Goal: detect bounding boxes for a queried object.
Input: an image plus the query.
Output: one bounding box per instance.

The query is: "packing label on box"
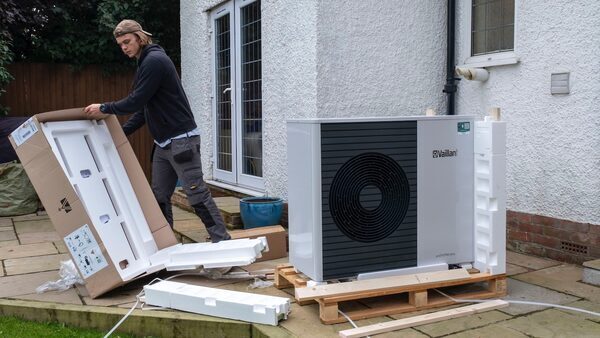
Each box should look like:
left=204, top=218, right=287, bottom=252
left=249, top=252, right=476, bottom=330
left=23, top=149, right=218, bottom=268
left=64, top=224, right=108, bottom=278
left=11, top=118, right=38, bottom=147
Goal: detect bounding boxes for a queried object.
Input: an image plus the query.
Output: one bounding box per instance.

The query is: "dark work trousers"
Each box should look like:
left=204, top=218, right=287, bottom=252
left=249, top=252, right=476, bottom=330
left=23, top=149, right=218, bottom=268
left=152, top=135, right=230, bottom=242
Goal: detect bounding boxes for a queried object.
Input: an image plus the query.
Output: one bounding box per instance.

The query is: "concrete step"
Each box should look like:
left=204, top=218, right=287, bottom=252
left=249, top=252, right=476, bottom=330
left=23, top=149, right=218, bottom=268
left=582, top=259, right=600, bottom=286
left=0, top=298, right=292, bottom=338
left=171, top=188, right=243, bottom=230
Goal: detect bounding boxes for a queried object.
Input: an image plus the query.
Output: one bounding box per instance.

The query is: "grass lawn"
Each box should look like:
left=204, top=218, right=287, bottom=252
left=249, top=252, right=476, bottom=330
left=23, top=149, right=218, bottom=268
left=0, top=315, right=140, bottom=338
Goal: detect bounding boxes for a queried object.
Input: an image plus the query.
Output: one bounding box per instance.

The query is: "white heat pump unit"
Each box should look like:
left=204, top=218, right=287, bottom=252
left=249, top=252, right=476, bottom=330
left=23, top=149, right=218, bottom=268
left=288, top=116, right=505, bottom=282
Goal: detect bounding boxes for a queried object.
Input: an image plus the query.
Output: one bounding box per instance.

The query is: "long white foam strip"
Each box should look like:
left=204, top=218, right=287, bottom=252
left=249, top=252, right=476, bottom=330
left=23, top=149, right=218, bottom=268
left=143, top=280, right=290, bottom=326
left=148, top=237, right=269, bottom=271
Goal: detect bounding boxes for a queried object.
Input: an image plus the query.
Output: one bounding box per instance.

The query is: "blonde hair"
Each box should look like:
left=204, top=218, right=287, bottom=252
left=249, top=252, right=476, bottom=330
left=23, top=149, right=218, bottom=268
left=134, top=31, right=153, bottom=46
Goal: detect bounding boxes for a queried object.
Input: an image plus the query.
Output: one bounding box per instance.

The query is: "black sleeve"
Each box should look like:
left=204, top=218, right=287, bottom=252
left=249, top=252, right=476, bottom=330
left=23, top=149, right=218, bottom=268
left=121, top=111, right=146, bottom=136
left=106, top=57, right=164, bottom=115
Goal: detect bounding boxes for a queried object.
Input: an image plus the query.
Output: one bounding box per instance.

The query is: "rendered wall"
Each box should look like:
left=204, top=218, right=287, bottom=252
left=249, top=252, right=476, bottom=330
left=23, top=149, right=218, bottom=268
left=181, top=0, right=447, bottom=199
left=316, top=1, right=447, bottom=118
left=455, top=0, right=600, bottom=224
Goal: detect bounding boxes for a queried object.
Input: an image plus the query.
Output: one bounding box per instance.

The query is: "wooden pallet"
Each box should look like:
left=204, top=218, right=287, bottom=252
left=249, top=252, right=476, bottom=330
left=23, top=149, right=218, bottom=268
left=275, top=264, right=507, bottom=324
left=275, top=264, right=309, bottom=289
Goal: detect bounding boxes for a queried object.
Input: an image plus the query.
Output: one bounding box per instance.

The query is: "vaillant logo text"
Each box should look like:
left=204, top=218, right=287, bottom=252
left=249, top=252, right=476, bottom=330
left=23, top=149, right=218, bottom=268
left=432, top=149, right=457, bottom=158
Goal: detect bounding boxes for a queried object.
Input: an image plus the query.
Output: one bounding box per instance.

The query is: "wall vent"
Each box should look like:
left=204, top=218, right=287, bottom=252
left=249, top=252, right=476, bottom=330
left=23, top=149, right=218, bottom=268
left=561, top=241, right=588, bottom=255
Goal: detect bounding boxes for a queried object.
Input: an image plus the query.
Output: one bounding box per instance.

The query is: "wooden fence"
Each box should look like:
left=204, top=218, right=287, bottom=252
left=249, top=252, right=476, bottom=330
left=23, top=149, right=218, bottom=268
left=1, top=62, right=154, bottom=179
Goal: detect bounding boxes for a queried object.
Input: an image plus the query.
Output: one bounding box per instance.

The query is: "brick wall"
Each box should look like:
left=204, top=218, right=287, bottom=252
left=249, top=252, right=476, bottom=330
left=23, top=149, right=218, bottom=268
left=507, top=210, right=599, bottom=264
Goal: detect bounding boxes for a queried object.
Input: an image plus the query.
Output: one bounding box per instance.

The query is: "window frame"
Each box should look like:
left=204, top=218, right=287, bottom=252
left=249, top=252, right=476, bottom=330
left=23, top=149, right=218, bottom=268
left=461, top=0, right=520, bottom=68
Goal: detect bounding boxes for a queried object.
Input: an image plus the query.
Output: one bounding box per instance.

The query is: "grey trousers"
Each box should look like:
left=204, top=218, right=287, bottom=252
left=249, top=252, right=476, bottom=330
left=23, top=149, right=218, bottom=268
left=152, top=136, right=230, bottom=242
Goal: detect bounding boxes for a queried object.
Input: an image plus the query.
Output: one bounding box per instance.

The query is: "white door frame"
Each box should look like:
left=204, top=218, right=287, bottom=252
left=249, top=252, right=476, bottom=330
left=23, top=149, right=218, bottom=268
left=211, top=0, right=264, bottom=191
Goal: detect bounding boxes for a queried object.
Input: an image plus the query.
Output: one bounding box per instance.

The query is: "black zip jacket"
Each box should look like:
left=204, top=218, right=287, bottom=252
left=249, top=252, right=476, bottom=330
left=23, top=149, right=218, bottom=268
left=104, top=44, right=197, bottom=143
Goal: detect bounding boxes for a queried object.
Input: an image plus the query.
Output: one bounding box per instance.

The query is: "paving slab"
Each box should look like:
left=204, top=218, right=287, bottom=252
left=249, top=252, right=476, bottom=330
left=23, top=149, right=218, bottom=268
left=83, top=288, right=140, bottom=307
left=0, top=226, right=13, bottom=232
left=11, top=213, right=49, bottom=222
left=173, top=208, right=198, bottom=221
left=0, top=270, right=60, bottom=297
left=174, top=219, right=204, bottom=232
left=0, top=230, right=17, bottom=242
left=412, top=309, right=512, bottom=337
left=15, top=288, right=83, bottom=305
left=18, top=231, right=61, bottom=244
left=500, top=278, right=580, bottom=315
left=214, top=196, right=241, bottom=207
left=241, top=257, right=290, bottom=274
left=219, top=204, right=240, bottom=214
left=0, top=240, right=19, bottom=248
left=498, top=308, right=600, bottom=337
left=583, top=259, right=600, bottom=270
left=513, top=264, right=600, bottom=303
left=0, top=242, right=58, bottom=259
left=506, top=263, right=529, bottom=276
left=0, top=263, right=4, bottom=277
left=443, top=324, right=528, bottom=337
left=561, top=300, right=600, bottom=323
left=0, top=218, right=13, bottom=227
left=4, top=253, right=69, bottom=275
left=218, top=279, right=295, bottom=299
left=506, top=250, right=561, bottom=270
left=53, top=240, right=68, bottom=253
left=14, top=219, right=55, bottom=234
left=280, top=300, right=425, bottom=338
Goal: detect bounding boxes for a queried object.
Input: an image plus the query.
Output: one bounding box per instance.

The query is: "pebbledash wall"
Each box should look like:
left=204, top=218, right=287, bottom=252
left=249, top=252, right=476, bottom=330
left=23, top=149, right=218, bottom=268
left=181, top=1, right=599, bottom=264
left=455, top=0, right=600, bottom=264
left=180, top=0, right=447, bottom=196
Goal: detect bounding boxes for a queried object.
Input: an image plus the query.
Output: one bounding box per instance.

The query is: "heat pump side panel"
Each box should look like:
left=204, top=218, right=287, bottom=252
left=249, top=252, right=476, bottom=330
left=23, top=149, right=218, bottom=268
left=417, top=118, right=474, bottom=266
left=287, top=122, right=323, bottom=281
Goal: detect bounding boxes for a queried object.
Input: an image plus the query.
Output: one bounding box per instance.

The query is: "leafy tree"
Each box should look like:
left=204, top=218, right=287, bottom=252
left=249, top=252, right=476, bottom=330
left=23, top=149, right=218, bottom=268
left=0, top=0, right=180, bottom=112
left=0, top=0, right=45, bottom=115
left=0, top=38, right=14, bottom=115
left=5, top=0, right=180, bottom=69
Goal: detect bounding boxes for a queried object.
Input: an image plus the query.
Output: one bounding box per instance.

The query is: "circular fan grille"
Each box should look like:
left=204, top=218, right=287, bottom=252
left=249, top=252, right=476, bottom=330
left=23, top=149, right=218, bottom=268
left=328, top=152, right=411, bottom=243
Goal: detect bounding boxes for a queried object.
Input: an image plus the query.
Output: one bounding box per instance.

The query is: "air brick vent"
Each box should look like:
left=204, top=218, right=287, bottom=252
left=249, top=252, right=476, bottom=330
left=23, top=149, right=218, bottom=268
left=561, top=241, right=588, bottom=255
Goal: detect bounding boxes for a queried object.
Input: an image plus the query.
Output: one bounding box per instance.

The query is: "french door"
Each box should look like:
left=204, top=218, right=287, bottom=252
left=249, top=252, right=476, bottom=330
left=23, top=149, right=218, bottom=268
left=211, top=0, right=263, bottom=190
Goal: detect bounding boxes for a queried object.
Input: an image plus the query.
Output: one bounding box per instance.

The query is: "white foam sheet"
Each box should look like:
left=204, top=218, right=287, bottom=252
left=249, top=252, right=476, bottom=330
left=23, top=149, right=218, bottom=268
left=42, top=120, right=157, bottom=280
left=149, top=237, right=269, bottom=271
left=40, top=119, right=270, bottom=281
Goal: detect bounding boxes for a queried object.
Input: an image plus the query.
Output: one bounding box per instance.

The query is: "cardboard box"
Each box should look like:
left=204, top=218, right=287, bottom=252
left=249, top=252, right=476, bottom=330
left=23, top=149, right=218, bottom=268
left=9, top=108, right=178, bottom=298
left=229, top=225, right=287, bottom=262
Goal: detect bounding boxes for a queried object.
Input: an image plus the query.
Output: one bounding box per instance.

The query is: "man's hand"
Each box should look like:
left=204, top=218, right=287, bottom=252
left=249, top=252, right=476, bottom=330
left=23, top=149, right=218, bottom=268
left=84, top=104, right=109, bottom=120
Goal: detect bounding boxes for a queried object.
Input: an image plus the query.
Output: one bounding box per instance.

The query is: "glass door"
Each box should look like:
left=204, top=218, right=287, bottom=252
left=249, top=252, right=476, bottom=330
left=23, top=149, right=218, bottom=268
left=211, top=0, right=263, bottom=190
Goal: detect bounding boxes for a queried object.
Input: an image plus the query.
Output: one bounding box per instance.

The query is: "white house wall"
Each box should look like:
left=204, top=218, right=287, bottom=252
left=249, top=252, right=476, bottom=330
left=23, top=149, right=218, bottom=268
left=455, top=1, right=600, bottom=224
left=316, top=1, right=447, bottom=118
left=181, top=0, right=447, bottom=199
left=180, top=0, right=221, bottom=184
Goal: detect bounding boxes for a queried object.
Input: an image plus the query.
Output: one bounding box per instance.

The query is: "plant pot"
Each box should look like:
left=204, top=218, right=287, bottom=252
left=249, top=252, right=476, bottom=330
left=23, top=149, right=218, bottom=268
left=239, top=197, right=283, bottom=229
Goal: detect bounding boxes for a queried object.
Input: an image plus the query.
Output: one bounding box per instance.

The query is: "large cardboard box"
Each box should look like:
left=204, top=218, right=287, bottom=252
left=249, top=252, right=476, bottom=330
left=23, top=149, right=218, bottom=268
left=9, top=108, right=178, bottom=298
left=229, top=225, right=287, bottom=262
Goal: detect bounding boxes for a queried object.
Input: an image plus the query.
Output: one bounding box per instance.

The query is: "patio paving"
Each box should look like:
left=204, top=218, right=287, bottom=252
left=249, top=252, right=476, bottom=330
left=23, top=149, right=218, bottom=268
left=0, top=207, right=598, bottom=337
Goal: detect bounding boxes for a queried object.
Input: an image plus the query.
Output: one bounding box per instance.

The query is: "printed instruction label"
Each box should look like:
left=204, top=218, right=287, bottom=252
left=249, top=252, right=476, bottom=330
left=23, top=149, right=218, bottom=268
left=10, top=117, right=38, bottom=147
left=64, top=224, right=108, bottom=278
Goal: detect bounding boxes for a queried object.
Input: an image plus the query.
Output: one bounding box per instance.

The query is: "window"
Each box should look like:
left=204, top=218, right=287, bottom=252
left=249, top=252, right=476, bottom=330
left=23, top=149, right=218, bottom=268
left=211, top=0, right=263, bottom=191
left=463, top=0, right=518, bottom=67
left=472, top=0, right=514, bottom=56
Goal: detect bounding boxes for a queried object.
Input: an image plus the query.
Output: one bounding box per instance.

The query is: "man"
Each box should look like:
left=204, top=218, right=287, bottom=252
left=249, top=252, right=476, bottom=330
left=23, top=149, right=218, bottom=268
left=85, top=19, right=230, bottom=243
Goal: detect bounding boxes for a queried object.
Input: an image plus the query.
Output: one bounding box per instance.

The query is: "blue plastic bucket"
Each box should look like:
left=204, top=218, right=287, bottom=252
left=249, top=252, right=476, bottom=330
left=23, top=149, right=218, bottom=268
left=239, top=197, right=283, bottom=229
